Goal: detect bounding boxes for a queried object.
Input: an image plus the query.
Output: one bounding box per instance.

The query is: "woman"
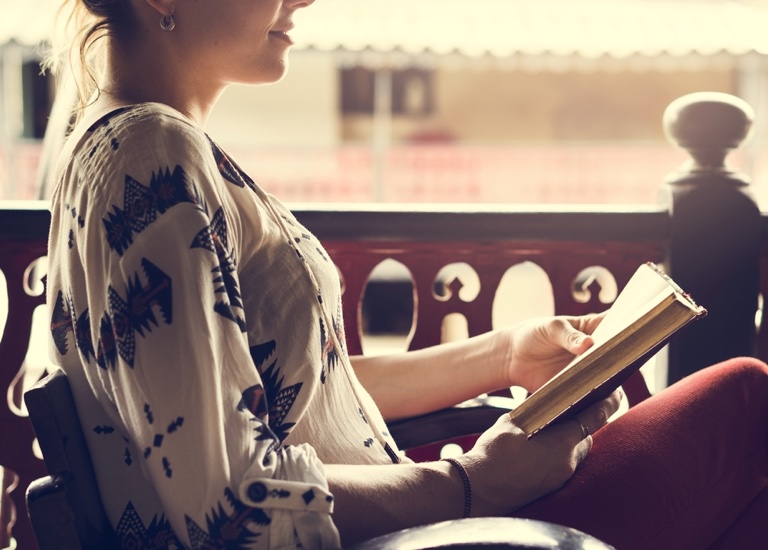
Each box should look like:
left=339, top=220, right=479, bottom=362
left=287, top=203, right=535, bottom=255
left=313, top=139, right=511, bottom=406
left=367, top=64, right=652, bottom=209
left=45, top=0, right=768, bottom=548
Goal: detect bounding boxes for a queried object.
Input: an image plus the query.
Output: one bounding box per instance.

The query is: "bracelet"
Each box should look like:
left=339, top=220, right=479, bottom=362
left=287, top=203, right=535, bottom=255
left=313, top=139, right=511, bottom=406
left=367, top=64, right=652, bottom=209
left=442, top=457, right=472, bottom=518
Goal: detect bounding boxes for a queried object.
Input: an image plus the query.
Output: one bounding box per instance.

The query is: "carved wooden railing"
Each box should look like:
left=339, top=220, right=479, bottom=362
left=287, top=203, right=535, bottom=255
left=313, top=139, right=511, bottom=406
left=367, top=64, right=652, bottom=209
left=1, top=92, right=765, bottom=549
left=0, top=203, right=48, bottom=550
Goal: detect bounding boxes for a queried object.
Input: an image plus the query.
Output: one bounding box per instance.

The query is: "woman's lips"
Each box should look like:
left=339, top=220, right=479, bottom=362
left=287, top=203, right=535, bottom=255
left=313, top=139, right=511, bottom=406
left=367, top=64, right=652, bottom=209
left=269, top=30, right=294, bottom=45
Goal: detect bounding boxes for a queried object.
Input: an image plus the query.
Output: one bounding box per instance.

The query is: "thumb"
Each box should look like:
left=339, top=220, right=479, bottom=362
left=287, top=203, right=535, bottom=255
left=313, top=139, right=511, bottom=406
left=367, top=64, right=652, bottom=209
left=561, top=324, right=594, bottom=355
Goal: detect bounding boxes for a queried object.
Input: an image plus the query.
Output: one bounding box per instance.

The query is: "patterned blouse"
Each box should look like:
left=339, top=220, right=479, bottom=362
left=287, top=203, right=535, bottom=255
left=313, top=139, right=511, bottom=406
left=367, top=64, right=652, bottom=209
left=46, top=103, right=403, bottom=549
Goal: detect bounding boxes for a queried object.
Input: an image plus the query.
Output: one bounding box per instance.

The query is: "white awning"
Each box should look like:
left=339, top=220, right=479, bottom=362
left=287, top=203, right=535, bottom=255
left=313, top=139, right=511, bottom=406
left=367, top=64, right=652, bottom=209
left=5, top=0, right=768, bottom=65
left=295, top=0, right=768, bottom=58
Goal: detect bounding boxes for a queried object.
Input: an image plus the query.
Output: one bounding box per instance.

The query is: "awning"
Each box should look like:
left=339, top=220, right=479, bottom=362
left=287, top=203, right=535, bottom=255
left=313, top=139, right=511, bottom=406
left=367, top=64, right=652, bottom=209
left=296, top=0, right=768, bottom=58
left=5, top=0, right=768, bottom=68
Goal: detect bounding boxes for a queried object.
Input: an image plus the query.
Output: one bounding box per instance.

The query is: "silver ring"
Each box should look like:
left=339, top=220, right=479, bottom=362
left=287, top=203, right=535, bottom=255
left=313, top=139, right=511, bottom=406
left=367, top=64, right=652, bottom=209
left=575, top=418, right=590, bottom=440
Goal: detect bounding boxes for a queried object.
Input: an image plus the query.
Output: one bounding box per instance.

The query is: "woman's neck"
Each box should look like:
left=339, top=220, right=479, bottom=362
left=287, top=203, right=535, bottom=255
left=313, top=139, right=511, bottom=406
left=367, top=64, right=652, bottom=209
left=100, top=42, right=225, bottom=128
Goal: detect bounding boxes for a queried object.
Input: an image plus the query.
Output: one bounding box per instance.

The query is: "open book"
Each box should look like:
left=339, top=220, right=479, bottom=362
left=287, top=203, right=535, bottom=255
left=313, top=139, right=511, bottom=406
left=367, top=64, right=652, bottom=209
left=509, top=262, right=707, bottom=437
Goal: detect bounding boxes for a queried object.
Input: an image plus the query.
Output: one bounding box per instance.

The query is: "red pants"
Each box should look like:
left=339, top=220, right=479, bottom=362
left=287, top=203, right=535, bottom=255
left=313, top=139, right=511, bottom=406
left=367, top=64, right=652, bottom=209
left=517, top=357, right=768, bottom=549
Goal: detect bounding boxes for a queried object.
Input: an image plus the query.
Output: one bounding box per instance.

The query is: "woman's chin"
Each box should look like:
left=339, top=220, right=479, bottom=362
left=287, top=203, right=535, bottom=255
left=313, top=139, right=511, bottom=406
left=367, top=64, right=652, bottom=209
left=249, top=60, right=290, bottom=85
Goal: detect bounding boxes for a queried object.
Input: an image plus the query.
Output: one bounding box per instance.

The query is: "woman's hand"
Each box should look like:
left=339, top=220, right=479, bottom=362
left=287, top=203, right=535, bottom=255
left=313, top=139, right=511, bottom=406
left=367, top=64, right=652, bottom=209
left=495, top=314, right=605, bottom=394
left=460, top=389, right=622, bottom=516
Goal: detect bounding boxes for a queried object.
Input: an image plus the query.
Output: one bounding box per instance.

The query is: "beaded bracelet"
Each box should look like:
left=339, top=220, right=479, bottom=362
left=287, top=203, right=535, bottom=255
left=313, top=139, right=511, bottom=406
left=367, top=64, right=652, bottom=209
left=442, top=457, right=472, bottom=518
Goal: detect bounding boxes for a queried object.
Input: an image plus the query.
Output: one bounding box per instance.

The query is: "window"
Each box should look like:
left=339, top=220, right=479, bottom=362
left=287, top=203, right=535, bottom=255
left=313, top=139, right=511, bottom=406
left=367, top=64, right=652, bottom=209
left=341, top=66, right=434, bottom=116
left=22, top=59, right=54, bottom=139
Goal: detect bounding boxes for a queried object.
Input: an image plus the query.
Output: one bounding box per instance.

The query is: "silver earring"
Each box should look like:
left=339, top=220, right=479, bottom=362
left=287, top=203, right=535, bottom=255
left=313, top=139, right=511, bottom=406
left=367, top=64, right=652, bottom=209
left=160, top=13, right=176, bottom=31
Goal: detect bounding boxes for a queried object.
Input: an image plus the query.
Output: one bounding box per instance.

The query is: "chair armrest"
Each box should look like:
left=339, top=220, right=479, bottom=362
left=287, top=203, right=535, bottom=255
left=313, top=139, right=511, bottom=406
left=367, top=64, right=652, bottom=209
left=352, top=517, right=616, bottom=549
left=388, top=396, right=515, bottom=450
left=26, top=475, right=83, bottom=549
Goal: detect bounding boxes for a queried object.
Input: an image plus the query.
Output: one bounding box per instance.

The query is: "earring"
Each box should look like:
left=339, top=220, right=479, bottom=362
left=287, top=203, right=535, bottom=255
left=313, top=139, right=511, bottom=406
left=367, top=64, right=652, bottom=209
left=160, top=13, right=176, bottom=31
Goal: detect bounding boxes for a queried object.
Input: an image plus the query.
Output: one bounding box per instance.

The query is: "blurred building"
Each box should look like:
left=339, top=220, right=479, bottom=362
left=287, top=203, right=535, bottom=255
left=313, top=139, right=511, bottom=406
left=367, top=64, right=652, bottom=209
left=2, top=0, right=768, bottom=204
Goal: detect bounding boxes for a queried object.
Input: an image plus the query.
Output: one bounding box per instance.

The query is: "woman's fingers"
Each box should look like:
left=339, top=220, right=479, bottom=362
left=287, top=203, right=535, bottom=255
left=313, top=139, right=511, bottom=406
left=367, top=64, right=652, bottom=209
left=546, top=388, right=623, bottom=451
left=558, top=322, right=594, bottom=355
left=467, top=389, right=623, bottom=516
left=552, top=315, right=605, bottom=356
left=571, top=388, right=623, bottom=439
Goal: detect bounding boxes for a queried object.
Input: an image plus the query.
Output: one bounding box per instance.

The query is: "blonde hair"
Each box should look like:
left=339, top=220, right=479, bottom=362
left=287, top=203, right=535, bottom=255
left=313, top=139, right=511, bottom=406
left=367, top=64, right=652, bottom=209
left=44, top=0, right=132, bottom=118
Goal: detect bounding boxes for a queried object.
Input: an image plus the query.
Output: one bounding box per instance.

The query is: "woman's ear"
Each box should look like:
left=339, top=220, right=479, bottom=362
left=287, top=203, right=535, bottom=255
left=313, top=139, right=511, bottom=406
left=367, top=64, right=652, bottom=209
left=143, top=0, right=176, bottom=17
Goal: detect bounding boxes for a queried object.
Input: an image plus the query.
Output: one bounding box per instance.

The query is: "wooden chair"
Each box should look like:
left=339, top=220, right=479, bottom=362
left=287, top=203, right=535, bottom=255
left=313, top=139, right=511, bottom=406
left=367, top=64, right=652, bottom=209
left=24, top=369, right=119, bottom=549
left=350, top=517, right=615, bottom=550
left=24, top=369, right=614, bottom=549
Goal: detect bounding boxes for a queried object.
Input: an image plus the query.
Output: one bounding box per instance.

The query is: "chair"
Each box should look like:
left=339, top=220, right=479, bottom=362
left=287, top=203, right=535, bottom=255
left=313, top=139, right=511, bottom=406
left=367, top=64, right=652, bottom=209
left=24, top=369, right=119, bottom=549
left=387, top=395, right=515, bottom=451
left=25, top=369, right=614, bottom=549
left=349, top=517, right=614, bottom=550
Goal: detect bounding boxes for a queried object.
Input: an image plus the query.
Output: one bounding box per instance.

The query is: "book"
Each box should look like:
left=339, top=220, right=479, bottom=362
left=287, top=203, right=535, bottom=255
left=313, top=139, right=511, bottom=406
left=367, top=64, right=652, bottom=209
left=509, top=262, right=707, bottom=437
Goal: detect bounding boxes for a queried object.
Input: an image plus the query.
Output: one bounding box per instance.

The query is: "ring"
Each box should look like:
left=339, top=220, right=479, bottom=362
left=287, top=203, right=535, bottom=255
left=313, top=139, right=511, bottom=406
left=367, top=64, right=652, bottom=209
left=574, top=418, right=590, bottom=440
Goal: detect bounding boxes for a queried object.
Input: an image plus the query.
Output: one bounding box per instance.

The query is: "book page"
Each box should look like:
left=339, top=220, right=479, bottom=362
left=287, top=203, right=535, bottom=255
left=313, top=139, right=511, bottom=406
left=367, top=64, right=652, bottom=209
left=543, top=264, right=675, bottom=381
left=589, top=263, right=673, bottom=344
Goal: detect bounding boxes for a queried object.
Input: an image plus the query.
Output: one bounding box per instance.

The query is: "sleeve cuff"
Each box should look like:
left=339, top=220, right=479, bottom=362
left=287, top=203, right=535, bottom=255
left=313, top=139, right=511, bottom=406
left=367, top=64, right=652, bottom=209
left=239, top=477, right=334, bottom=513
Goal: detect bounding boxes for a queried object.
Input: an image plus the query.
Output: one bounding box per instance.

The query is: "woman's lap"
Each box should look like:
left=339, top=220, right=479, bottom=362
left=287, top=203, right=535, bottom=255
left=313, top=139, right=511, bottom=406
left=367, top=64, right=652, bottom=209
left=515, top=357, right=768, bottom=549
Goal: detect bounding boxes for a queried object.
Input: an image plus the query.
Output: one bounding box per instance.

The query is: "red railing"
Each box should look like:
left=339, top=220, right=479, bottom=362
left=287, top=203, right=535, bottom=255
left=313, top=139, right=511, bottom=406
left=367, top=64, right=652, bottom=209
left=2, top=92, right=766, bottom=548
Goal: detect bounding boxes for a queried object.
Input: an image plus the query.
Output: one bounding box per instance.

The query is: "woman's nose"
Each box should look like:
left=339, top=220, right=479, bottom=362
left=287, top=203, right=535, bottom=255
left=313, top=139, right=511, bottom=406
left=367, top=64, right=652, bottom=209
left=286, top=0, right=316, bottom=9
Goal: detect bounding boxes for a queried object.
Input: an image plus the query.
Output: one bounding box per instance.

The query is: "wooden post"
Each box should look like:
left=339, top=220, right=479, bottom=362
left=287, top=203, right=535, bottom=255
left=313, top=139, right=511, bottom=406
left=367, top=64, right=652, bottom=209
left=662, top=92, right=761, bottom=384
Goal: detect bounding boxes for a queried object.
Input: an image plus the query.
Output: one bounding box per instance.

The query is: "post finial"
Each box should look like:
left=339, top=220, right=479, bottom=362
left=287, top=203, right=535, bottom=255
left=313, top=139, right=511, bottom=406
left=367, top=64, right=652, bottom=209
left=663, top=92, right=754, bottom=183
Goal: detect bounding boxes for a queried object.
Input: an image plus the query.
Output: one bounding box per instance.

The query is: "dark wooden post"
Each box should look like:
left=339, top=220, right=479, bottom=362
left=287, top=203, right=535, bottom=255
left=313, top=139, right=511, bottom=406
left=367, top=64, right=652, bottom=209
left=662, top=92, right=761, bottom=384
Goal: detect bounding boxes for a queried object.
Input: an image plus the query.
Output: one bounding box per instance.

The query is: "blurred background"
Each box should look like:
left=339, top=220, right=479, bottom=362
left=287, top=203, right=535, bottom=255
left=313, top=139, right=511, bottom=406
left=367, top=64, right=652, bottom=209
left=2, top=0, right=768, bottom=206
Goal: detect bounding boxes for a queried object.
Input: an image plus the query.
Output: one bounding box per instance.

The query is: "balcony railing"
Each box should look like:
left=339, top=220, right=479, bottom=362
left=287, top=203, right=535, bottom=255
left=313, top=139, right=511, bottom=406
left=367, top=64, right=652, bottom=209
left=2, top=92, right=767, bottom=549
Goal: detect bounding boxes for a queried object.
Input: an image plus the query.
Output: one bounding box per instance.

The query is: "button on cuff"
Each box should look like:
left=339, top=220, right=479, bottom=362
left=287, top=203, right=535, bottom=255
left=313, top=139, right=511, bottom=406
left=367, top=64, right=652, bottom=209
left=239, top=478, right=334, bottom=513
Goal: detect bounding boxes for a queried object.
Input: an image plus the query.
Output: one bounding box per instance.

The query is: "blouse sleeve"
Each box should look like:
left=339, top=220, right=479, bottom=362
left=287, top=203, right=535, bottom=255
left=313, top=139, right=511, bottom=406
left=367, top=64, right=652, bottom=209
left=67, top=114, right=340, bottom=548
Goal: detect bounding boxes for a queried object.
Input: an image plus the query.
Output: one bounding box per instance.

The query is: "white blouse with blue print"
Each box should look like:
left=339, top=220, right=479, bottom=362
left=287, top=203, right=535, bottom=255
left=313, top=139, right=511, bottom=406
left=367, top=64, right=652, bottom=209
left=46, top=102, right=402, bottom=549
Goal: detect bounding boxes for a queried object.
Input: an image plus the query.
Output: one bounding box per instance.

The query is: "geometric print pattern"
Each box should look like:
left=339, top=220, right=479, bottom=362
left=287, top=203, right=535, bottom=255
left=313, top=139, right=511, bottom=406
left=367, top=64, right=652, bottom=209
left=108, top=258, right=173, bottom=368
left=50, top=258, right=173, bottom=370
left=103, top=165, right=195, bottom=256
left=209, top=139, right=257, bottom=192
left=184, top=487, right=269, bottom=549
left=190, top=206, right=246, bottom=331
left=50, top=290, right=119, bottom=370
left=319, top=311, right=346, bottom=385
left=248, top=341, right=303, bottom=443
left=115, top=488, right=270, bottom=550
left=140, top=401, right=184, bottom=479
left=115, top=501, right=181, bottom=549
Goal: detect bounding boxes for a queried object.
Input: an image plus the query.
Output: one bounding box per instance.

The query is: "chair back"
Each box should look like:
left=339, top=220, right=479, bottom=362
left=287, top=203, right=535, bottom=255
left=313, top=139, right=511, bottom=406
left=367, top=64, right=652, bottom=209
left=24, top=369, right=118, bottom=549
